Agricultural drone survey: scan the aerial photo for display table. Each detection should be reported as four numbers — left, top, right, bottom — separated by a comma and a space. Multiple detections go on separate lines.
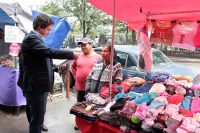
0, 65, 26, 106
76, 117, 138, 133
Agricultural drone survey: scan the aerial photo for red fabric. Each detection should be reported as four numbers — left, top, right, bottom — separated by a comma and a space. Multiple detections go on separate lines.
194, 24, 200, 48
99, 84, 119, 99
179, 108, 193, 117
150, 21, 175, 46
119, 79, 132, 93
88, 0, 200, 30
76, 117, 139, 133
168, 94, 184, 105
76, 117, 99, 133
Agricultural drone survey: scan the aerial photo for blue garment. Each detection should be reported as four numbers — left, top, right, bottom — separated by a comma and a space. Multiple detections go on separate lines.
150, 100, 166, 109
114, 93, 126, 101
126, 92, 142, 101
180, 96, 192, 110
131, 83, 152, 93
123, 70, 146, 79
134, 93, 152, 105
25, 92, 48, 133
145, 71, 171, 83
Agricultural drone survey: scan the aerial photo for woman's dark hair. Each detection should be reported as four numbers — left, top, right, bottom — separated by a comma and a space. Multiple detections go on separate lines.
33, 14, 54, 30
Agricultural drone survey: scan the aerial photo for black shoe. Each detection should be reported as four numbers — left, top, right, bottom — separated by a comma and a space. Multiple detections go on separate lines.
42, 124, 48, 132
74, 125, 79, 130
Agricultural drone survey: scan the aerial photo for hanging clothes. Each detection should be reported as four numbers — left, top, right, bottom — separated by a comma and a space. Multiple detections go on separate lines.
172, 22, 197, 51
150, 21, 175, 46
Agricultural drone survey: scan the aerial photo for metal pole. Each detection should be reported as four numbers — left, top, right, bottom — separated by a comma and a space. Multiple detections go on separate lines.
14, 4, 17, 68
146, 9, 200, 16
65, 63, 70, 98
108, 0, 116, 101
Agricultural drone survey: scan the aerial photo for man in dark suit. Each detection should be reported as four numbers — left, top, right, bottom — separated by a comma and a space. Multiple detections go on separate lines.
17, 14, 78, 133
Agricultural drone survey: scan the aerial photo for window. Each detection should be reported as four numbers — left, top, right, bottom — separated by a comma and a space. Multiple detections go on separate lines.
116, 51, 135, 69
116, 51, 127, 67
127, 55, 135, 68
152, 51, 171, 68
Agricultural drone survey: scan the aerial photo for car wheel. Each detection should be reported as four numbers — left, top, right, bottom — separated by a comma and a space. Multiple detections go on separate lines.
61, 70, 75, 89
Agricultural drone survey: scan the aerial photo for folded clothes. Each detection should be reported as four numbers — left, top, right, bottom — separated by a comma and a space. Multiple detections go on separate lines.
120, 102, 137, 119
164, 104, 180, 116
164, 117, 181, 133
168, 94, 184, 105
180, 96, 192, 110
149, 83, 166, 94
145, 71, 171, 83
190, 97, 200, 114
131, 83, 152, 93
176, 117, 199, 133
134, 93, 153, 105
150, 100, 166, 109
134, 103, 149, 120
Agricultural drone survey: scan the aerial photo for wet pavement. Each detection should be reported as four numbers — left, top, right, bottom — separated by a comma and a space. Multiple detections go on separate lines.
0, 92, 80, 133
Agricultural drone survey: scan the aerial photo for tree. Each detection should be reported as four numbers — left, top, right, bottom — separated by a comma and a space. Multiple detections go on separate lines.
115, 21, 137, 45
41, 0, 111, 37
41, 0, 136, 44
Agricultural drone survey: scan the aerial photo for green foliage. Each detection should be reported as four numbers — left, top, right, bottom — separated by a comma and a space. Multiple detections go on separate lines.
40, 0, 136, 44
41, 0, 111, 37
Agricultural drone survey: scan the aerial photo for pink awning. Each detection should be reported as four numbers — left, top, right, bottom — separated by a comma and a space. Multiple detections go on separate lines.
88, 0, 200, 29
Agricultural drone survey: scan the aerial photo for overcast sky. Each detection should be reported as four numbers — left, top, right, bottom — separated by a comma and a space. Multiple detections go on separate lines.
0, 0, 48, 10
18, 0, 47, 9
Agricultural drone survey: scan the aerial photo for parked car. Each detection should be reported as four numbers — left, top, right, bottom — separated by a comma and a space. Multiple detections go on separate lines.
60, 45, 198, 88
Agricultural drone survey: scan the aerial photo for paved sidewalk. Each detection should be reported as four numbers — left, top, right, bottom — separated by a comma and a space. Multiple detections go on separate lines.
0, 92, 80, 133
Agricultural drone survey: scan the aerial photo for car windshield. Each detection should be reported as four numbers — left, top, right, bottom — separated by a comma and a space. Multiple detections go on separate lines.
152, 51, 172, 68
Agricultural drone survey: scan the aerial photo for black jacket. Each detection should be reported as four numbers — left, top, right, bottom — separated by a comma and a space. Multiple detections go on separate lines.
18, 31, 74, 92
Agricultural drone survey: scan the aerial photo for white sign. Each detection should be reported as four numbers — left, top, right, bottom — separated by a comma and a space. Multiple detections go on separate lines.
4, 25, 25, 43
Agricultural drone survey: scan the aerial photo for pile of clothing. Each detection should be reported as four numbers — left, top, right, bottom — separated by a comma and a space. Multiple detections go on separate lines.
70, 71, 200, 133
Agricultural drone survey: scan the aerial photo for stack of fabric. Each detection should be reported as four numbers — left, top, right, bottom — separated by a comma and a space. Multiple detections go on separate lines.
70, 71, 200, 133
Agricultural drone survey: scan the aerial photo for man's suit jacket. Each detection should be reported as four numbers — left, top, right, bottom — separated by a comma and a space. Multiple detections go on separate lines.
18, 31, 74, 92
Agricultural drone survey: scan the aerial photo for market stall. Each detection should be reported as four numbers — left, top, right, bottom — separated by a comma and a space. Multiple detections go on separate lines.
70, 0, 200, 133
70, 72, 200, 132
0, 65, 26, 106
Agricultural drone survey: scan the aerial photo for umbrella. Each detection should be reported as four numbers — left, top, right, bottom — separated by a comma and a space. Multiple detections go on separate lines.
88, 0, 200, 29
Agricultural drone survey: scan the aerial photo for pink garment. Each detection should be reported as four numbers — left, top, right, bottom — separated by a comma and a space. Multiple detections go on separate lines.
190, 97, 200, 114
137, 26, 152, 72
191, 84, 200, 90
71, 53, 101, 91
164, 104, 179, 116
172, 22, 197, 51
149, 83, 166, 95
134, 102, 149, 120
176, 117, 199, 133
154, 96, 168, 104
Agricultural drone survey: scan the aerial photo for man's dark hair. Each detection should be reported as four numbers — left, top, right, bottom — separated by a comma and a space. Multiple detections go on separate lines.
33, 14, 54, 30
